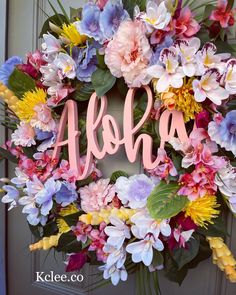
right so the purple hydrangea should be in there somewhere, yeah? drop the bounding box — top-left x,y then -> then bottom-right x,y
75,42 -> 98,82
100,1 -> 129,40
0,56 -> 22,85
55,182 -> 78,207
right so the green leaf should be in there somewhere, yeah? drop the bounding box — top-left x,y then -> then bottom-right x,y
172,235 -> 200,270
91,68 -> 116,97
110,170 -> 129,184
39,14 -> 68,38
152,250 -> 164,267
62,212 -> 82,227
28,223 -> 41,241
0,147 -> 18,163
73,83 -> 95,101
57,231 -> 82,253
43,220 -> 58,237
76,176 -> 93,187
197,216 -> 227,238
96,51 -> 107,69
147,181 -> 189,220
123,0 -> 146,17
8,69 -> 36,98
70,7 -> 82,21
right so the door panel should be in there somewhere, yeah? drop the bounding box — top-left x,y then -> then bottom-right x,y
5,1 -> 236,294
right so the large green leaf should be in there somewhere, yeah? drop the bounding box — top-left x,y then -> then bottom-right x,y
8,69 -> 36,98
147,181 -> 189,220
91,68 -> 116,97
172,235 -> 200,270
197,216 -> 227,238
62,212 -> 82,227
73,83 -> 95,101
57,231 -> 82,253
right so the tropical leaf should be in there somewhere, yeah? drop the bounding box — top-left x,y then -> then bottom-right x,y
147,181 -> 189,220
91,68 -> 116,97
123,0 -> 146,17
0,146 -> 18,163
57,231 -> 82,253
110,170 -> 129,184
39,14 -> 68,38
73,83 -> 95,101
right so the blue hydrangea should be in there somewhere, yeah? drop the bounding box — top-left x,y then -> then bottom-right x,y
75,42 -> 98,82
100,1 -> 129,40
0,56 -> 22,85
55,182 -> 78,207
79,3 -> 103,43
219,110 -> 236,146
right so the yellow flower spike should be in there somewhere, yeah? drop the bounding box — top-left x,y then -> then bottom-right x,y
29,233 -> 61,251
207,236 -> 236,283
0,82 -> 19,111
15,88 -> 47,122
60,23 -> 87,47
184,194 -> 220,228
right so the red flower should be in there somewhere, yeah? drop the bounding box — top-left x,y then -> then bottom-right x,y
65,251 -> 88,272
195,110 -> 211,129
210,0 -> 235,28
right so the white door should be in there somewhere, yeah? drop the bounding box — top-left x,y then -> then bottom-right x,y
2,1 -> 236,295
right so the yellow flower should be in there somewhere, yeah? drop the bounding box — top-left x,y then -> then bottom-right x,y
207,237 -> 236,283
184,194 -> 220,228
29,234 -> 61,251
0,82 -> 19,112
57,204 -> 79,234
15,88 -> 47,122
79,207 -> 137,225
160,78 -> 202,122
61,23 -> 87,47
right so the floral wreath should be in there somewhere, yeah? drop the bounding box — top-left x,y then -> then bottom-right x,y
1,0 -> 236,292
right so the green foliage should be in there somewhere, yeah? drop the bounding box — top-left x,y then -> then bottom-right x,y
43,220 -> 58,237
8,69 -> 36,99
77,176 -> 94,187
28,223 -> 41,241
0,146 -> 18,163
172,235 -> 200,270
57,231 -> 82,253
70,7 -> 82,21
39,14 -> 68,38
73,83 -> 95,101
197,216 -> 227,238
147,181 -> 189,220
62,212 -> 82,227
91,68 -> 116,97
123,0 -> 146,17
110,170 -> 129,184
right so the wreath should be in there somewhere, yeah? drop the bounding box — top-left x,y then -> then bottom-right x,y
1,0 -> 236,292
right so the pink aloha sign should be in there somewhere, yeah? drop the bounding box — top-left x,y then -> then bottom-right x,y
52,86 -> 189,180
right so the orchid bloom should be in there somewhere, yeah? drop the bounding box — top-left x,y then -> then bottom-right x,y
147,48 -> 184,92
42,33 -> 61,56
100,264 -> 128,286
173,227 -> 194,248
192,69 -> 229,105
141,1 -> 171,31
54,52 -> 77,79
224,59 -> 236,94
174,38 -> 201,77
210,0 -> 235,28
1,185 -> 19,210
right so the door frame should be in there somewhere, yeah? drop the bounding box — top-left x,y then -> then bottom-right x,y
0,0 -> 8,294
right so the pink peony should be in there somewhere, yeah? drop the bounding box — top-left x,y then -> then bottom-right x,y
79,179 -> 115,213
105,20 -> 152,87
174,7 -> 200,38
11,122 -> 36,147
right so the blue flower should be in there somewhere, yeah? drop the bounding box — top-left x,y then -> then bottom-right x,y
35,129 -> 56,152
79,3 -> 103,43
75,42 -> 98,82
100,1 -> 129,40
55,182 -> 78,207
0,56 -> 22,85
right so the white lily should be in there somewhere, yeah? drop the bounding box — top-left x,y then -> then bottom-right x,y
141,1 -> 171,31
174,38 -> 201,77
192,69 -> 229,105
42,33 -> 61,55
54,52 -> 77,79
11,167 -> 29,188
1,185 -> 19,210
103,244 -> 127,268
104,216 -> 131,250
100,264 -> 128,286
224,59 -> 236,94
147,48 -> 184,92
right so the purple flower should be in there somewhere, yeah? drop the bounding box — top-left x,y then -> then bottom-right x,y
1,185 -> 19,210
150,36 -> 173,65
55,182 -> 78,207
208,110 -> 236,156
0,56 -> 22,85
100,1 -> 129,40
75,42 -> 98,82
79,3 -> 103,43
35,178 -> 61,216
35,129 -> 56,152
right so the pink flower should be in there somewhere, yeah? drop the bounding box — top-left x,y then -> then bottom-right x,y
72,221 -> 92,244
53,160 -> 78,185
105,20 -> 152,87
11,122 -> 36,147
88,222 -> 107,262
47,84 -> 75,107
31,103 -> 56,132
97,0 -> 108,9
147,148 -> 177,180
210,0 -> 235,28
79,179 -> 115,213
195,110 -> 211,129
65,251 -> 88,272
174,7 -> 200,38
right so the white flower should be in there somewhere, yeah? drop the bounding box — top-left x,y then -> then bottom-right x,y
11,122 -> 36,147
11,168 -> 29,188
147,48 -> 184,92
192,69 -> 229,105
1,185 -> 19,210
115,174 -> 155,209
42,33 -> 61,55
54,52 -> 76,79
104,216 -> 131,249
40,62 -> 61,90
141,1 -> 171,31
224,59 -> 236,94
126,235 -> 163,266
174,38 -> 201,77
103,244 -> 127,268
100,264 -> 128,286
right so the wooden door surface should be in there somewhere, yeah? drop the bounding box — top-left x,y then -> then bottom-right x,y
1,1 -> 236,295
